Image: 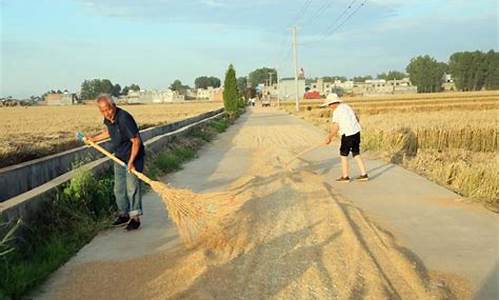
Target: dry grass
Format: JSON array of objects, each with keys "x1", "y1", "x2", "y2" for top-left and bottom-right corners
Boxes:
[
  {"x1": 281, "y1": 91, "x2": 499, "y2": 209},
  {"x1": 0, "y1": 102, "x2": 222, "y2": 168}
]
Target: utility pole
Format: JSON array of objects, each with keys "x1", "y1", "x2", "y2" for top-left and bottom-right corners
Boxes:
[
  {"x1": 291, "y1": 26, "x2": 299, "y2": 112},
  {"x1": 268, "y1": 71, "x2": 274, "y2": 105},
  {"x1": 276, "y1": 68, "x2": 280, "y2": 108}
]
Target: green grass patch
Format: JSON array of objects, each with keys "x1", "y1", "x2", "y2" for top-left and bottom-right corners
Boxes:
[
  {"x1": 210, "y1": 118, "x2": 229, "y2": 133},
  {"x1": 190, "y1": 127, "x2": 214, "y2": 142}
]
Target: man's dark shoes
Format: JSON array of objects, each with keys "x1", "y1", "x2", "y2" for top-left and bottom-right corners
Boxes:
[
  {"x1": 356, "y1": 174, "x2": 369, "y2": 181},
  {"x1": 336, "y1": 176, "x2": 350, "y2": 182},
  {"x1": 112, "y1": 215, "x2": 130, "y2": 226},
  {"x1": 126, "y1": 219, "x2": 141, "y2": 231}
]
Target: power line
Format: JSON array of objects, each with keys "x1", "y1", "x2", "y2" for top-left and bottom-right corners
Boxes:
[
  {"x1": 289, "y1": 0, "x2": 313, "y2": 26},
  {"x1": 302, "y1": 0, "x2": 335, "y2": 29},
  {"x1": 322, "y1": 0, "x2": 367, "y2": 40},
  {"x1": 323, "y1": 0, "x2": 358, "y2": 35},
  {"x1": 299, "y1": 0, "x2": 368, "y2": 45}
]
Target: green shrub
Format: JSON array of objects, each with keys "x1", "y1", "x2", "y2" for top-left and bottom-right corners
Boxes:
[
  {"x1": 210, "y1": 119, "x2": 229, "y2": 133},
  {"x1": 190, "y1": 127, "x2": 214, "y2": 142},
  {"x1": 155, "y1": 153, "x2": 182, "y2": 173},
  {"x1": 174, "y1": 147, "x2": 196, "y2": 161}
]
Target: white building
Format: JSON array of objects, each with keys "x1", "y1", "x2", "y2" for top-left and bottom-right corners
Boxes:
[
  {"x1": 125, "y1": 89, "x2": 185, "y2": 104},
  {"x1": 46, "y1": 92, "x2": 79, "y2": 105},
  {"x1": 352, "y1": 78, "x2": 417, "y2": 96},
  {"x1": 278, "y1": 79, "x2": 306, "y2": 101},
  {"x1": 196, "y1": 87, "x2": 223, "y2": 100},
  {"x1": 308, "y1": 79, "x2": 355, "y2": 96}
]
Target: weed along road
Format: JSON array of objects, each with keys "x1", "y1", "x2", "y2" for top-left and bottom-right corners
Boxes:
[{"x1": 35, "y1": 107, "x2": 498, "y2": 299}]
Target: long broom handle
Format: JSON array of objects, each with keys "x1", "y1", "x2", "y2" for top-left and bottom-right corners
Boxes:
[
  {"x1": 83, "y1": 138, "x2": 154, "y2": 186},
  {"x1": 285, "y1": 143, "x2": 324, "y2": 166}
]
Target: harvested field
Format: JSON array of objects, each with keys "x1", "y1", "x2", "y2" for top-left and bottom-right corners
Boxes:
[
  {"x1": 0, "y1": 102, "x2": 222, "y2": 168},
  {"x1": 281, "y1": 91, "x2": 499, "y2": 209}
]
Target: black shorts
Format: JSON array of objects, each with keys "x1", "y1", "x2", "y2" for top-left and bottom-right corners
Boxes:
[{"x1": 340, "y1": 132, "x2": 361, "y2": 157}]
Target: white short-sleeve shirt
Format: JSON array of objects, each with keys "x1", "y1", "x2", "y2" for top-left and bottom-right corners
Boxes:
[{"x1": 331, "y1": 103, "x2": 361, "y2": 136}]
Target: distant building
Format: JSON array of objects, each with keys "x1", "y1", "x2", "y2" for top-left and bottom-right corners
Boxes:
[
  {"x1": 442, "y1": 73, "x2": 456, "y2": 91},
  {"x1": 278, "y1": 79, "x2": 306, "y2": 101},
  {"x1": 196, "y1": 87, "x2": 224, "y2": 101},
  {"x1": 46, "y1": 92, "x2": 79, "y2": 105},
  {"x1": 308, "y1": 79, "x2": 354, "y2": 96},
  {"x1": 352, "y1": 78, "x2": 417, "y2": 96},
  {"x1": 124, "y1": 89, "x2": 185, "y2": 104},
  {"x1": 210, "y1": 87, "x2": 224, "y2": 102}
]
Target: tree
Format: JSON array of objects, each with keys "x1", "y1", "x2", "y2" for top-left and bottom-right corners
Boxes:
[
  {"x1": 194, "y1": 76, "x2": 221, "y2": 89},
  {"x1": 223, "y1": 64, "x2": 240, "y2": 116},
  {"x1": 448, "y1": 50, "x2": 499, "y2": 91},
  {"x1": 122, "y1": 86, "x2": 130, "y2": 96},
  {"x1": 248, "y1": 67, "x2": 277, "y2": 87},
  {"x1": 352, "y1": 75, "x2": 373, "y2": 82},
  {"x1": 377, "y1": 70, "x2": 406, "y2": 80},
  {"x1": 406, "y1": 55, "x2": 446, "y2": 93},
  {"x1": 237, "y1": 77, "x2": 247, "y2": 95},
  {"x1": 80, "y1": 79, "x2": 116, "y2": 99},
  {"x1": 484, "y1": 50, "x2": 499, "y2": 90},
  {"x1": 170, "y1": 80, "x2": 189, "y2": 93},
  {"x1": 100, "y1": 79, "x2": 113, "y2": 95},
  {"x1": 129, "y1": 84, "x2": 140, "y2": 91},
  {"x1": 112, "y1": 84, "x2": 121, "y2": 97}
]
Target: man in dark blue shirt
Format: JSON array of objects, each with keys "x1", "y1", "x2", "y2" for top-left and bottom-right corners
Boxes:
[{"x1": 87, "y1": 94, "x2": 145, "y2": 231}]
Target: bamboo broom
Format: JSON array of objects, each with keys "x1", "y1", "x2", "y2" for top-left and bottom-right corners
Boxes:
[
  {"x1": 76, "y1": 132, "x2": 234, "y2": 245},
  {"x1": 282, "y1": 143, "x2": 324, "y2": 170}
]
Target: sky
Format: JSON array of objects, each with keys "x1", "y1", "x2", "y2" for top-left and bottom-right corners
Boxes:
[{"x1": 1, "y1": 0, "x2": 498, "y2": 98}]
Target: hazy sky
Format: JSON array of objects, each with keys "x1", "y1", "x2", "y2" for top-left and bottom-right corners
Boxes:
[{"x1": 1, "y1": 0, "x2": 498, "y2": 98}]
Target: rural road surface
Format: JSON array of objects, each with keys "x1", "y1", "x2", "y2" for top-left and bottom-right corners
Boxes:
[{"x1": 35, "y1": 107, "x2": 498, "y2": 299}]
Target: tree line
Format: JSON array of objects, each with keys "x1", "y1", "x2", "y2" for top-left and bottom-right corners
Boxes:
[
  {"x1": 406, "y1": 50, "x2": 498, "y2": 93},
  {"x1": 79, "y1": 79, "x2": 140, "y2": 100},
  {"x1": 78, "y1": 76, "x2": 222, "y2": 100}
]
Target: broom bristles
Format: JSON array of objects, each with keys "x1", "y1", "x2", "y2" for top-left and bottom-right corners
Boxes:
[{"x1": 149, "y1": 180, "x2": 236, "y2": 246}]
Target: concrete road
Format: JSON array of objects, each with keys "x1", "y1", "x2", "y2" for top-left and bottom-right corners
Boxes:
[{"x1": 35, "y1": 108, "x2": 498, "y2": 299}]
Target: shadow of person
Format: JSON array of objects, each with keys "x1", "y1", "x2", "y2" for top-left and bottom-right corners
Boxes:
[{"x1": 365, "y1": 163, "x2": 396, "y2": 180}]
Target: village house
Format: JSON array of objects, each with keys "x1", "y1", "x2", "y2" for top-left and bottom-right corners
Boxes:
[
  {"x1": 124, "y1": 89, "x2": 185, "y2": 104},
  {"x1": 45, "y1": 92, "x2": 79, "y2": 105},
  {"x1": 352, "y1": 78, "x2": 417, "y2": 96},
  {"x1": 196, "y1": 87, "x2": 224, "y2": 101},
  {"x1": 308, "y1": 79, "x2": 355, "y2": 96}
]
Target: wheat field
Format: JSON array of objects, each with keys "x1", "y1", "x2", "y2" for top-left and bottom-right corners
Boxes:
[
  {"x1": 0, "y1": 102, "x2": 222, "y2": 168},
  {"x1": 281, "y1": 91, "x2": 499, "y2": 210}
]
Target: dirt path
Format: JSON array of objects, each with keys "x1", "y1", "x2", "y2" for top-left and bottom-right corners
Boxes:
[{"x1": 35, "y1": 108, "x2": 497, "y2": 299}]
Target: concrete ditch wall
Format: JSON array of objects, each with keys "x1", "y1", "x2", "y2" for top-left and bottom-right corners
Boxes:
[
  {"x1": 0, "y1": 111, "x2": 225, "y2": 222},
  {"x1": 0, "y1": 108, "x2": 224, "y2": 203}
]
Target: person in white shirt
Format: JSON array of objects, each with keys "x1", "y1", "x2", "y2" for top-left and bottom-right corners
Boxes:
[{"x1": 322, "y1": 93, "x2": 368, "y2": 182}]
